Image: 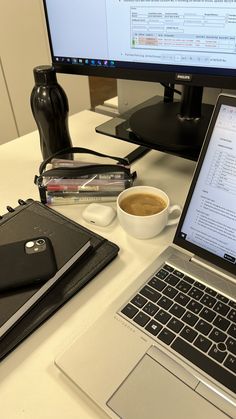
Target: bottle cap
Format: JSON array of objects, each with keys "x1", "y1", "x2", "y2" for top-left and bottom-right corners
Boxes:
[{"x1": 33, "y1": 65, "x2": 57, "y2": 85}]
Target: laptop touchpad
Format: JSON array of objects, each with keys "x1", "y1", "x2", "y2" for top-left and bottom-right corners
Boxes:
[{"x1": 107, "y1": 352, "x2": 225, "y2": 419}]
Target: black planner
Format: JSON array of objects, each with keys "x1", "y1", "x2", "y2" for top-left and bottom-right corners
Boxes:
[{"x1": 0, "y1": 199, "x2": 119, "y2": 360}]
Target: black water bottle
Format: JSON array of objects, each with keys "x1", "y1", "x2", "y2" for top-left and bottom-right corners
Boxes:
[{"x1": 31, "y1": 65, "x2": 73, "y2": 160}]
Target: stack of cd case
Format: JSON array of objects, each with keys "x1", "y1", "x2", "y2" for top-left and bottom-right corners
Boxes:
[{"x1": 36, "y1": 159, "x2": 136, "y2": 205}]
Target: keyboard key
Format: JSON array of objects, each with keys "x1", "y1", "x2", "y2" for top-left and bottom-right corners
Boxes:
[
  {"x1": 155, "y1": 309, "x2": 171, "y2": 325},
  {"x1": 183, "y1": 275, "x2": 195, "y2": 285},
  {"x1": 176, "y1": 280, "x2": 192, "y2": 293},
  {"x1": 171, "y1": 337, "x2": 236, "y2": 393},
  {"x1": 226, "y1": 337, "x2": 236, "y2": 355},
  {"x1": 131, "y1": 294, "x2": 147, "y2": 308},
  {"x1": 155, "y1": 268, "x2": 169, "y2": 280},
  {"x1": 214, "y1": 301, "x2": 230, "y2": 316},
  {"x1": 229, "y1": 300, "x2": 236, "y2": 309},
  {"x1": 195, "y1": 319, "x2": 212, "y2": 336},
  {"x1": 140, "y1": 285, "x2": 161, "y2": 303},
  {"x1": 228, "y1": 323, "x2": 236, "y2": 339},
  {"x1": 194, "y1": 281, "x2": 206, "y2": 290},
  {"x1": 194, "y1": 334, "x2": 212, "y2": 353},
  {"x1": 148, "y1": 277, "x2": 166, "y2": 292},
  {"x1": 217, "y1": 294, "x2": 229, "y2": 304},
  {"x1": 224, "y1": 354, "x2": 236, "y2": 374},
  {"x1": 143, "y1": 302, "x2": 159, "y2": 316},
  {"x1": 163, "y1": 285, "x2": 178, "y2": 299},
  {"x1": 133, "y1": 312, "x2": 150, "y2": 327},
  {"x1": 180, "y1": 326, "x2": 198, "y2": 343},
  {"x1": 182, "y1": 311, "x2": 198, "y2": 327},
  {"x1": 145, "y1": 320, "x2": 162, "y2": 336},
  {"x1": 208, "y1": 345, "x2": 227, "y2": 363},
  {"x1": 173, "y1": 269, "x2": 184, "y2": 278},
  {"x1": 200, "y1": 294, "x2": 216, "y2": 308},
  {"x1": 167, "y1": 317, "x2": 184, "y2": 333},
  {"x1": 217, "y1": 342, "x2": 227, "y2": 352},
  {"x1": 121, "y1": 304, "x2": 138, "y2": 319},
  {"x1": 213, "y1": 315, "x2": 230, "y2": 332},
  {"x1": 165, "y1": 274, "x2": 180, "y2": 286},
  {"x1": 169, "y1": 303, "x2": 186, "y2": 318},
  {"x1": 186, "y1": 299, "x2": 203, "y2": 314},
  {"x1": 158, "y1": 328, "x2": 176, "y2": 345},
  {"x1": 163, "y1": 264, "x2": 174, "y2": 273},
  {"x1": 174, "y1": 292, "x2": 190, "y2": 306},
  {"x1": 200, "y1": 307, "x2": 216, "y2": 322},
  {"x1": 227, "y1": 309, "x2": 236, "y2": 323},
  {"x1": 205, "y1": 287, "x2": 217, "y2": 297},
  {"x1": 158, "y1": 296, "x2": 173, "y2": 310},
  {"x1": 188, "y1": 287, "x2": 204, "y2": 301},
  {"x1": 209, "y1": 328, "x2": 227, "y2": 343}
]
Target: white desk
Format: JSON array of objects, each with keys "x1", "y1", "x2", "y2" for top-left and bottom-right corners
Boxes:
[{"x1": 0, "y1": 110, "x2": 195, "y2": 419}]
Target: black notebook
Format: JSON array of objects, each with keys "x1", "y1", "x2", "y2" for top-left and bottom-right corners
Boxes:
[{"x1": 0, "y1": 199, "x2": 119, "y2": 360}]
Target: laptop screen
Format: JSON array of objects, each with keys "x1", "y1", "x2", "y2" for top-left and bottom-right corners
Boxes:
[{"x1": 174, "y1": 94, "x2": 236, "y2": 275}]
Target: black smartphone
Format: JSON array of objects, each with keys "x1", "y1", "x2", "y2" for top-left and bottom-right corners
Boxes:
[{"x1": 0, "y1": 237, "x2": 57, "y2": 292}]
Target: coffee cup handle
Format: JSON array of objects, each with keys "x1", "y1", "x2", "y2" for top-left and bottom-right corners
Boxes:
[{"x1": 167, "y1": 204, "x2": 182, "y2": 226}]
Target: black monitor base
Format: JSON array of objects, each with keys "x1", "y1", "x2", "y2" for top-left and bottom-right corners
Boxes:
[
  {"x1": 129, "y1": 100, "x2": 214, "y2": 161},
  {"x1": 96, "y1": 94, "x2": 214, "y2": 162}
]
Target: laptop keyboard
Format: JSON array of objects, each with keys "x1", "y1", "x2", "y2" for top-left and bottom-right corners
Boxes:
[{"x1": 120, "y1": 264, "x2": 236, "y2": 394}]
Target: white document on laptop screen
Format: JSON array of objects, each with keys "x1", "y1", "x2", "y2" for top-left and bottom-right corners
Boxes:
[{"x1": 181, "y1": 104, "x2": 236, "y2": 264}]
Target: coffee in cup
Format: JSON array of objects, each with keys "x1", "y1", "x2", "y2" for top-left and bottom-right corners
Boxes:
[
  {"x1": 119, "y1": 192, "x2": 167, "y2": 216},
  {"x1": 117, "y1": 186, "x2": 181, "y2": 239}
]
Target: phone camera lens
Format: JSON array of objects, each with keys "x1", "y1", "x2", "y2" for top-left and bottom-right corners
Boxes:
[
  {"x1": 25, "y1": 241, "x2": 35, "y2": 248},
  {"x1": 36, "y1": 239, "x2": 45, "y2": 246}
]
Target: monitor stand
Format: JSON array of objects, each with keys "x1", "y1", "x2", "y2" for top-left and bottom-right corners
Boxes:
[{"x1": 96, "y1": 86, "x2": 214, "y2": 162}]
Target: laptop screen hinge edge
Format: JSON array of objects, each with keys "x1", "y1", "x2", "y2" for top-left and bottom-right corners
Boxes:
[{"x1": 190, "y1": 255, "x2": 236, "y2": 284}]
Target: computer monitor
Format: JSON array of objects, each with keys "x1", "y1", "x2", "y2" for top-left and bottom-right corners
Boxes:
[{"x1": 43, "y1": 0, "x2": 236, "y2": 160}]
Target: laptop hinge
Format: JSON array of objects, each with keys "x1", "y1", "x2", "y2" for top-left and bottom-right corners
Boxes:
[{"x1": 191, "y1": 255, "x2": 236, "y2": 284}]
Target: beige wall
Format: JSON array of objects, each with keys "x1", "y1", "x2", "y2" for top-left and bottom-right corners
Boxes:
[
  {"x1": 0, "y1": 58, "x2": 18, "y2": 143},
  {"x1": 0, "y1": 0, "x2": 91, "y2": 144}
]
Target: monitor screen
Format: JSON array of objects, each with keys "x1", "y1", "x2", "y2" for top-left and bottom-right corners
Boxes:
[{"x1": 43, "y1": 0, "x2": 236, "y2": 160}]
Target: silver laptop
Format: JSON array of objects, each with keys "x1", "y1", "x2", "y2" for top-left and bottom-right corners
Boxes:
[{"x1": 55, "y1": 94, "x2": 236, "y2": 419}]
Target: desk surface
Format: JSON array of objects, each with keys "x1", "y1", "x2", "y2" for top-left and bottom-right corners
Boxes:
[{"x1": 0, "y1": 110, "x2": 195, "y2": 419}]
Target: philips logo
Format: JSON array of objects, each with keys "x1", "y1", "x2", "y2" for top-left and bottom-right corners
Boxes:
[{"x1": 176, "y1": 73, "x2": 192, "y2": 81}]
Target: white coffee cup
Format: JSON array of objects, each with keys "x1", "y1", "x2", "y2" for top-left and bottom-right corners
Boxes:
[{"x1": 117, "y1": 186, "x2": 181, "y2": 239}]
